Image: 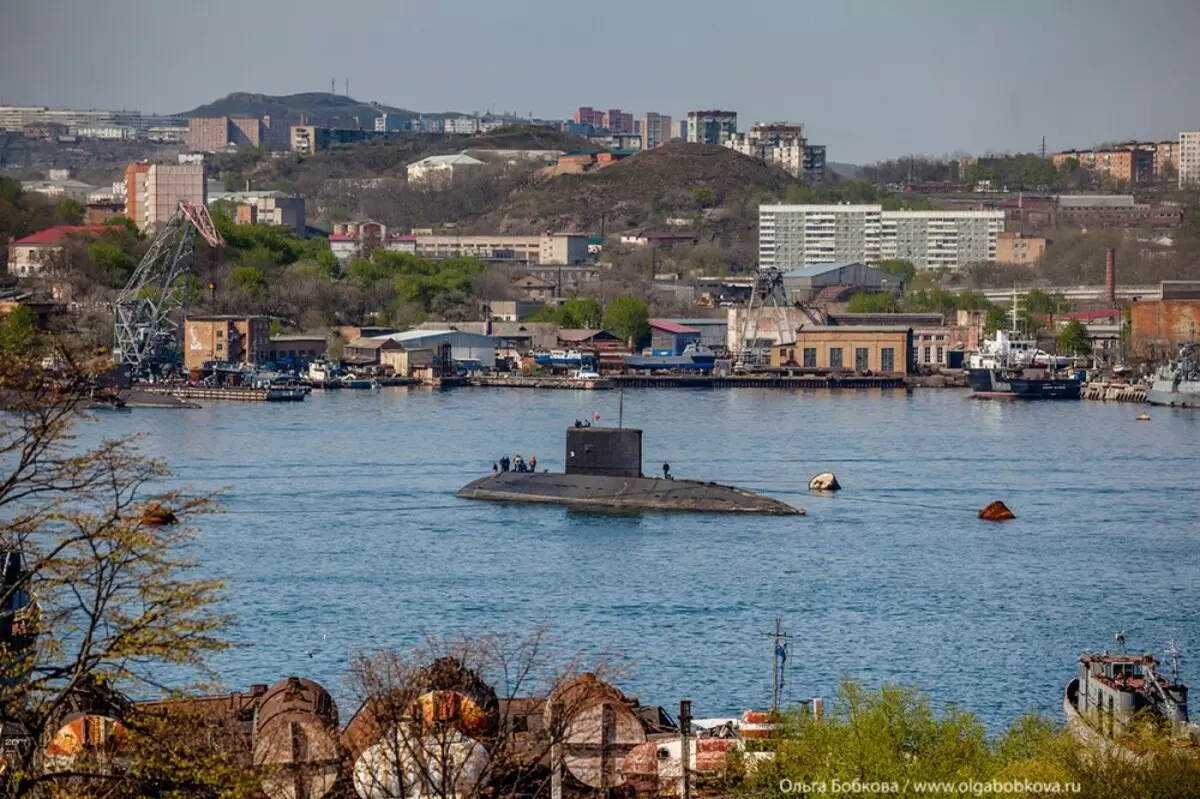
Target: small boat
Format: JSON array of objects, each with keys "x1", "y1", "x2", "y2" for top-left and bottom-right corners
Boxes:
[
  {"x1": 622, "y1": 343, "x2": 717, "y2": 373},
  {"x1": 307, "y1": 360, "x2": 342, "y2": 389}
]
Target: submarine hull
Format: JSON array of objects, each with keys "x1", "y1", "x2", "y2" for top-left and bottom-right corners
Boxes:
[{"x1": 457, "y1": 472, "x2": 802, "y2": 515}]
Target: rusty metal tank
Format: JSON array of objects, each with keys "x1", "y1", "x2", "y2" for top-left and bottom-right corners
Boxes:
[
  {"x1": 252, "y1": 676, "x2": 340, "y2": 799},
  {"x1": 548, "y1": 673, "x2": 647, "y2": 789},
  {"x1": 42, "y1": 714, "x2": 129, "y2": 773},
  {"x1": 352, "y1": 729, "x2": 489, "y2": 799},
  {"x1": 621, "y1": 737, "x2": 736, "y2": 795}
]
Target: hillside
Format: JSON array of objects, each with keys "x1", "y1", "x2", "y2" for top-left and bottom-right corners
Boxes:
[
  {"x1": 480, "y1": 142, "x2": 800, "y2": 233},
  {"x1": 178, "y1": 92, "x2": 418, "y2": 125}
]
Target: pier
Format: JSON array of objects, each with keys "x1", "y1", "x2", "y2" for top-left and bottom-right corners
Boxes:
[
  {"x1": 470, "y1": 375, "x2": 613, "y2": 389},
  {"x1": 609, "y1": 374, "x2": 906, "y2": 389},
  {"x1": 1081, "y1": 382, "x2": 1147, "y2": 403},
  {"x1": 137, "y1": 385, "x2": 307, "y2": 402}
]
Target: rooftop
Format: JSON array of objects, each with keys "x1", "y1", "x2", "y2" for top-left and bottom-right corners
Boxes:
[
  {"x1": 408, "y1": 153, "x2": 485, "y2": 168},
  {"x1": 648, "y1": 319, "x2": 699, "y2": 335},
  {"x1": 11, "y1": 225, "x2": 110, "y2": 246},
  {"x1": 782, "y1": 263, "x2": 865, "y2": 278}
]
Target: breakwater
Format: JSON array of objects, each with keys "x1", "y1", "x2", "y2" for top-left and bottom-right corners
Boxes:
[{"x1": 1081, "y1": 381, "x2": 1147, "y2": 403}]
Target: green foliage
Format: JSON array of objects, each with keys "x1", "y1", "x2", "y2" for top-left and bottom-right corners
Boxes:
[
  {"x1": 347, "y1": 250, "x2": 486, "y2": 312},
  {"x1": 602, "y1": 295, "x2": 650, "y2": 347},
  {"x1": 877, "y1": 259, "x2": 917, "y2": 283},
  {"x1": 268, "y1": 318, "x2": 283, "y2": 337},
  {"x1": 0, "y1": 305, "x2": 41, "y2": 352},
  {"x1": 56, "y1": 198, "x2": 85, "y2": 225},
  {"x1": 692, "y1": 186, "x2": 717, "y2": 209},
  {"x1": 847, "y1": 292, "x2": 898, "y2": 313},
  {"x1": 1057, "y1": 319, "x2": 1092, "y2": 356},
  {"x1": 528, "y1": 297, "x2": 603, "y2": 329},
  {"x1": 230, "y1": 265, "x2": 267, "y2": 297},
  {"x1": 984, "y1": 306, "x2": 1010, "y2": 335},
  {"x1": 213, "y1": 216, "x2": 322, "y2": 266},
  {"x1": 316, "y1": 249, "x2": 339, "y2": 274},
  {"x1": 88, "y1": 240, "x2": 135, "y2": 287},
  {"x1": 964, "y1": 154, "x2": 1058, "y2": 190}
]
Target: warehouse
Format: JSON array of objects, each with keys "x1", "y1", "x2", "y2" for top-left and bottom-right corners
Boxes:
[
  {"x1": 781, "y1": 262, "x2": 899, "y2": 303},
  {"x1": 369, "y1": 329, "x2": 497, "y2": 369},
  {"x1": 769, "y1": 325, "x2": 914, "y2": 374}
]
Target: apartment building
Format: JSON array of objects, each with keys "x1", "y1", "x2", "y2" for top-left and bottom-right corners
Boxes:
[
  {"x1": 412, "y1": 233, "x2": 589, "y2": 265},
  {"x1": 1180, "y1": 131, "x2": 1200, "y2": 188},
  {"x1": 758, "y1": 205, "x2": 1005, "y2": 271},
  {"x1": 1053, "y1": 140, "x2": 1180, "y2": 184},
  {"x1": 186, "y1": 116, "x2": 292, "y2": 151},
  {"x1": 124, "y1": 163, "x2": 206, "y2": 229},
  {"x1": 640, "y1": 112, "x2": 673, "y2": 149},
  {"x1": 230, "y1": 194, "x2": 306, "y2": 235},
  {"x1": 687, "y1": 110, "x2": 738, "y2": 145}
]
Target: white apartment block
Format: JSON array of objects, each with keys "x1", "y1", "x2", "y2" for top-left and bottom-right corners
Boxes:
[
  {"x1": 758, "y1": 205, "x2": 1005, "y2": 271},
  {"x1": 1180, "y1": 131, "x2": 1200, "y2": 188}
]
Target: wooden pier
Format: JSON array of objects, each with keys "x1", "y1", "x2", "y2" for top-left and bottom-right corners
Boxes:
[
  {"x1": 1081, "y1": 382, "x2": 1147, "y2": 403},
  {"x1": 137, "y1": 385, "x2": 307, "y2": 402}
]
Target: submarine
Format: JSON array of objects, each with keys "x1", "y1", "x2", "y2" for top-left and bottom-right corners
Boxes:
[{"x1": 457, "y1": 426, "x2": 803, "y2": 515}]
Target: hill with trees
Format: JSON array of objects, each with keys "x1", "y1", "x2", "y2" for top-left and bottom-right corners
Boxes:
[{"x1": 178, "y1": 91, "x2": 419, "y2": 125}]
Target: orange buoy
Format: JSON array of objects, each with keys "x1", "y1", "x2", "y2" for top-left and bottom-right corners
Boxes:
[
  {"x1": 141, "y1": 504, "x2": 178, "y2": 527},
  {"x1": 978, "y1": 501, "x2": 1015, "y2": 521}
]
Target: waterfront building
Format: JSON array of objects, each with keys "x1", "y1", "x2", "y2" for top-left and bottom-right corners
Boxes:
[
  {"x1": 666, "y1": 318, "x2": 727, "y2": 351},
  {"x1": 1180, "y1": 131, "x2": 1200, "y2": 188},
  {"x1": 368, "y1": 329, "x2": 497, "y2": 369},
  {"x1": 759, "y1": 204, "x2": 1005, "y2": 271},
  {"x1": 267, "y1": 333, "x2": 329, "y2": 368},
  {"x1": 687, "y1": 110, "x2": 737, "y2": 145},
  {"x1": 780, "y1": 262, "x2": 899, "y2": 303},
  {"x1": 1129, "y1": 281, "x2": 1200, "y2": 359},
  {"x1": 769, "y1": 326, "x2": 914, "y2": 374},
  {"x1": 183, "y1": 315, "x2": 270, "y2": 372}
]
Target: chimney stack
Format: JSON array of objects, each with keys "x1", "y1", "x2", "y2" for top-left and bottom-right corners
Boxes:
[{"x1": 1104, "y1": 248, "x2": 1117, "y2": 307}]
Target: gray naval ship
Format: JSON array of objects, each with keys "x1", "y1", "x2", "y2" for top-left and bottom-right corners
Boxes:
[
  {"x1": 458, "y1": 426, "x2": 802, "y2": 515},
  {"x1": 1147, "y1": 330, "x2": 1200, "y2": 408}
]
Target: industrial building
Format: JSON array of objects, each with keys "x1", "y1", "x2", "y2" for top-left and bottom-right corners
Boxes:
[
  {"x1": 1130, "y1": 281, "x2": 1200, "y2": 359},
  {"x1": 125, "y1": 162, "x2": 206, "y2": 230},
  {"x1": 266, "y1": 333, "x2": 328, "y2": 368},
  {"x1": 759, "y1": 204, "x2": 1005, "y2": 271},
  {"x1": 780, "y1": 262, "x2": 899, "y2": 302},
  {"x1": 414, "y1": 233, "x2": 590, "y2": 265},
  {"x1": 367, "y1": 329, "x2": 497, "y2": 369},
  {"x1": 183, "y1": 315, "x2": 270, "y2": 372},
  {"x1": 406, "y1": 153, "x2": 486, "y2": 187},
  {"x1": 686, "y1": 110, "x2": 738, "y2": 145},
  {"x1": 648, "y1": 320, "x2": 701, "y2": 355},
  {"x1": 769, "y1": 326, "x2": 914, "y2": 374}
]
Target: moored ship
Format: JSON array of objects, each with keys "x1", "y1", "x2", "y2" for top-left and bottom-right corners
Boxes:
[
  {"x1": 965, "y1": 331, "x2": 1081, "y2": 400},
  {"x1": 1147, "y1": 332, "x2": 1200, "y2": 408},
  {"x1": 622, "y1": 343, "x2": 717, "y2": 373}
]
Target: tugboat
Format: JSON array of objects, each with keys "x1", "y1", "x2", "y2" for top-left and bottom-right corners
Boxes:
[
  {"x1": 1147, "y1": 326, "x2": 1200, "y2": 408},
  {"x1": 1064, "y1": 635, "x2": 1197, "y2": 753},
  {"x1": 965, "y1": 293, "x2": 1081, "y2": 400},
  {"x1": 622, "y1": 343, "x2": 717, "y2": 373}
]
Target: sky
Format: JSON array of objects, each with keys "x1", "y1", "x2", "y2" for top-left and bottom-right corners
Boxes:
[{"x1": 3, "y1": 0, "x2": 1199, "y2": 164}]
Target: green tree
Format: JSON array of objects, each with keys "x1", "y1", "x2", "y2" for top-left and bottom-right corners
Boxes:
[
  {"x1": 55, "y1": 198, "x2": 85, "y2": 225},
  {"x1": 876, "y1": 258, "x2": 917, "y2": 284},
  {"x1": 1057, "y1": 319, "x2": 1091, "y2": 356},
  {"x1": 0, "y1": 305, "x2": 41, "y2": 352},
  {"x1": 985, "y1": 305, "x2": 1009, "y2": 334},
  {"x1": 847, "y1": 292, "x2": 897, "y2": 313},
  {"x1": 602, "y1": 295, "x2": 650, "y2": 347},
  {"x1": 231, "y1": 264, "x2": 267, "y2": 297},
  {"x1": 88, "y1": 240, "x2": 135, "y2": 286},
  {"x1": 691, "y1": 186, "x2": 717, "y2": 209}
]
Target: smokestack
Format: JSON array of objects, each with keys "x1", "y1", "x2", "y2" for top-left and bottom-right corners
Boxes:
[{"x1": 1105, "y1": 248, "x2": 1117, "y2": 307}]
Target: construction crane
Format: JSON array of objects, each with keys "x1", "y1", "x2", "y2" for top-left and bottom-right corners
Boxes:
[
  {"x1": 113, "y1": 202, "x2": 223, "y2": 381},
  {"x1": 734, "y1": 267, "x2": 791, "y2": 371}
]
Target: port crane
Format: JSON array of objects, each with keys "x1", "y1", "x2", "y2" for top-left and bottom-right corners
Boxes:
[
  {"x1": 113, "y1": 202, "x2": 223, "y2": 380},
  {"x1": 734, "y1": 267, "x2": 791, "y2": 371}
]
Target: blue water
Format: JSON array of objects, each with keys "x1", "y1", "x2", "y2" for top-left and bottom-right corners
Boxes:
[{"x1": 90, "y1": 388, "x2": 1200, "y2": 728}]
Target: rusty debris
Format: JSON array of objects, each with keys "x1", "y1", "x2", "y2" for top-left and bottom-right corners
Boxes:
[{"x1": 978, "y1": 501, "x2": 1016, "y2": 521}]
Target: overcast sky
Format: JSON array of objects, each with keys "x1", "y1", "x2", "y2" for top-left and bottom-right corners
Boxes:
[{"x1": 3, "y1": 0, "x2": 1199, "y2": 164}]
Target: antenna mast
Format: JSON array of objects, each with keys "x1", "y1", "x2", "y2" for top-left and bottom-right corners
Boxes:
[{"x1": 763, "y1": 617, "x2": 790, "y2": 713}]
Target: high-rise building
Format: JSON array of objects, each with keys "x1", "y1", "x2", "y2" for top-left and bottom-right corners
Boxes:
[
  {"x1": 1052, "y1": 140, "x2": 1180, "y2": 184},
  {"x1": 687, "y1": 110, "x2": 737, "y2": 145},
  {"x1": 573, "y1": 107, "x2": 605, "y2": 128},
  {"x1": 758, "y1": 205, "x2": 1005, "y2": 271},
  {"x1": 1180, "y1": 131, "x2": 1200, "y2": 188},
  {"x1": 125, "y1": 163, "x2": 206, "y2": 230},
  {"x1": 602, "y1": 109, "x2": 633, "y2": 135},
  {"x1": 639, "y1": 112, "x2": 673, "y2": 149}
]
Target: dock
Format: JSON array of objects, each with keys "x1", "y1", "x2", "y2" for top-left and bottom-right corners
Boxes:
[
  {"x1": 136, "y1": 385, "x2": 307, "y2": 402},
  {"x1": 608, "y1": 374, "x2": 906, "y2": 389},
  {"x1": 470, "y1": 375, "x2": 614, "y2": 390},
  {"x1": 1081, "y1": 382, "x2": 1147, "y2": 403}
]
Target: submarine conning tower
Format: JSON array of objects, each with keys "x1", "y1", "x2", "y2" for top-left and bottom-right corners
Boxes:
[{"x1": 565, "y1": 427, "x2": 643, "y2": 478}]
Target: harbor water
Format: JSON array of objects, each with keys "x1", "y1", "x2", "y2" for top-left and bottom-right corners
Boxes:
[{"x1": 90, "y1": 388, "x2": 1200, "y2": 727}]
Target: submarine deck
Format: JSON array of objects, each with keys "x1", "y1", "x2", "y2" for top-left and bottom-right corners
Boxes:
[{"x1": 457, "y1": 472, "x2": 802, "y2": 515}]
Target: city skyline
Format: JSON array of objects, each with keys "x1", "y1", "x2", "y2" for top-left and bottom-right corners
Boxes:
[{"x1": 3, "y1": 0, "x2": 1200, "y2": 164}]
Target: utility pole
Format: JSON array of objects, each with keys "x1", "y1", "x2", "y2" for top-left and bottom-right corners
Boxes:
[
  {"x1": 764, "y1": 617, "x2": 790, "y2": 713},
  {"x1": 678, "y1": 700, "x2": 692, "y2": 799}
]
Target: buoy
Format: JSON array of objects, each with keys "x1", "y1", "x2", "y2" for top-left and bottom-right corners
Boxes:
[
  {"x1": 808, "y1": 472, "x2": 841, "y2": 492},
  {"x1": 1136, "y1": 413, "x2": 1150, "y2": 421},
  {"x1": 978, "y1": 501, "x2": 1015, "y2": 521},
  {"x1": 141, "y1": 504, "x2": 178, "y2": 527}
]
